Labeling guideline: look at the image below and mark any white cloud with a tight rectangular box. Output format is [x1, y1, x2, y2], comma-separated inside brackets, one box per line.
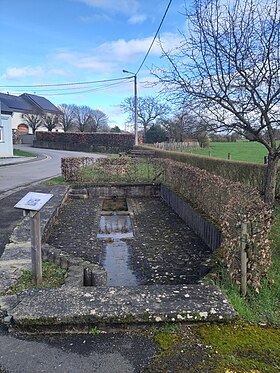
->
[1, 66, 69, 81]
[77, 0, 139, 15]
[52, 32, 183, 74]
[54, 51, 116, 73]
[2, 66, 44, 80]
[79, 14, 112, 23]
[96, 37, 155, 61]
[98, 32, 183, 61]
[128, 14, 147, 24]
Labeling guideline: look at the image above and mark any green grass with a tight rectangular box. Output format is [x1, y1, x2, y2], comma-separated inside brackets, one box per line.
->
[43, 176, 66, 185]
[13, 148, 36, 157]
[188, 141, 269, 163]
[4, 261, 67, 295]
[78, 160, 164, 183]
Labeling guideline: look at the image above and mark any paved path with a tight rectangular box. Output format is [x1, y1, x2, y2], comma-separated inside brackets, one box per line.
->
[0, 324, 158, 373]
[0, 145, 105, 199]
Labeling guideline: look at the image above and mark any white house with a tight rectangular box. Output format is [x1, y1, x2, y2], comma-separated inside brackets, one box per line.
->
[0, 92, 61, 135]
[0, 101, 13, 157]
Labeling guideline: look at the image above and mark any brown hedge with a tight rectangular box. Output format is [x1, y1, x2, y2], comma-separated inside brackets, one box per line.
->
[35, 131, 135, 147]
[161, 158, 273, 291]
[138, 145, 280, 196]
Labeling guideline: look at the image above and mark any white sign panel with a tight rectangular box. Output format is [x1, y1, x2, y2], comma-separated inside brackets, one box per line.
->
[14, 192, 53, 211]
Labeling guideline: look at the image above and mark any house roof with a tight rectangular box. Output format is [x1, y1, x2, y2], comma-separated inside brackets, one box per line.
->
[0, 92, 61, 115]
[0, 100, 13, 115]
[20, 93, 61, 113]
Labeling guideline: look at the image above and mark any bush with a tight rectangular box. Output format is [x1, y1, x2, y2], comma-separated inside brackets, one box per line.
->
[61, 157, 165, 183]
[139, 146, 271, 195]
[162, 159, 273, 291]
[34, 131, 135, 153]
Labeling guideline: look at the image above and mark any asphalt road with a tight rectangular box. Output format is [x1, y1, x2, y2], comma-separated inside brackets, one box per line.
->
[0, 145, 105, 199]
[0, 325, 158, 373]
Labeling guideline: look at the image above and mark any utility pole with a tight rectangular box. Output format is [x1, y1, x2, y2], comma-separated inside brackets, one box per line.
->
[122, 70, 138, 146]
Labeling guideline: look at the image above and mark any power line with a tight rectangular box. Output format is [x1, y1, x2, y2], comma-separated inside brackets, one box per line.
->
[135, 0, 173, 75]
[0, 76, 131, 89]
[35, 80, 130, 96]
[10, 80, 132, 97]
[0, 0, 173, 95]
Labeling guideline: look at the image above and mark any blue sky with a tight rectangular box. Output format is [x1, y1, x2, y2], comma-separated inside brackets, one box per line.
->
[0, 0, 189, 128]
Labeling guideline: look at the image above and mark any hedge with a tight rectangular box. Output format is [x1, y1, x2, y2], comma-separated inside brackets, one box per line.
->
[34, 131, 135, 153]
[162, 158, 273, 292]
[137, 145, 280, 196]
[61, 156, 273, 292]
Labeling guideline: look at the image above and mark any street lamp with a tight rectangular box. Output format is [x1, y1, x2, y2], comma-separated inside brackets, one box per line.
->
[122, 69, 138, 146]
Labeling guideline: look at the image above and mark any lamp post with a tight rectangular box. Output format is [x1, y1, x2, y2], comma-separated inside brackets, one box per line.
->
[122, 70, 138, 146]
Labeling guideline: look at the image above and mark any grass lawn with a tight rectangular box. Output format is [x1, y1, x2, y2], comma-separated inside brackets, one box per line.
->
[189, 141, 269, 163]
[13, 148, 36, 158]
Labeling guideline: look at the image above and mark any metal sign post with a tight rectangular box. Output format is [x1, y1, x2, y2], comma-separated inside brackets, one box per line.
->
[15, 192, 53, 285]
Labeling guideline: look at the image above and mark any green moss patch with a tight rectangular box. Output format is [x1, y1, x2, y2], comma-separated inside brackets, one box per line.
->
[199, 323, 280, 372]
[154, 332, 180, 352]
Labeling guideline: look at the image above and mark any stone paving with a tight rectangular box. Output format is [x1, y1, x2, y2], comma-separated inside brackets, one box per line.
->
[47, 197, 212, 286]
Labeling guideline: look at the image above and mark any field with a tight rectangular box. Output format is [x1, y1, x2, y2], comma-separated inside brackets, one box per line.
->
[189, 141, 269, 163]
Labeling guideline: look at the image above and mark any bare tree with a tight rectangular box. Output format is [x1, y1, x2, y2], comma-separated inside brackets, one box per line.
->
[121, 96, 170, 140]
[154, 0, 280, 205]
[21, 111, 43, 134]
[58, 104, 76, 132]
[88, 109, 109, 132]
[73, 105, 91, 132]
[42, 113, 60, 132]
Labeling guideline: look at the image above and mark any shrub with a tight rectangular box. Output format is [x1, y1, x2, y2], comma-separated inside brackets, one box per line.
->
[139, 146, 272, 195]
[61, 157, 165, 183]
[162, 159, 273, 291]
[34, 131, 135, 153]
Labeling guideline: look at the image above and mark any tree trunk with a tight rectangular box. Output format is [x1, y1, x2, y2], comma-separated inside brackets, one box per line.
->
[264, 153, 279, 205]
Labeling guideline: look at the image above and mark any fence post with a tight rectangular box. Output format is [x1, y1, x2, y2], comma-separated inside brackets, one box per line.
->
[241, 222, 248, 297]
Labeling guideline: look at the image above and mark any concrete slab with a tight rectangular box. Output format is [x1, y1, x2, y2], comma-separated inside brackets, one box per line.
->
[10, 283, 235, 332]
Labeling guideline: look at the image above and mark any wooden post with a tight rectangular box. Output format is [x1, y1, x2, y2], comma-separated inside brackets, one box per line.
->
[264, 156, 268, 164]
[241, 222, 248, 297]
[30, 211, 42, 285]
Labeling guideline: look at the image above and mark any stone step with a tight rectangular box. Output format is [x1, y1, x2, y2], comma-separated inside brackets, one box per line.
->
[7, 283, 236, 333]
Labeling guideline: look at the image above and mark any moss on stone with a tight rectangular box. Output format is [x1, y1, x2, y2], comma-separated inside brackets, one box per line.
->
[199, 322, 280, 372]
[154, 332, 180, 352]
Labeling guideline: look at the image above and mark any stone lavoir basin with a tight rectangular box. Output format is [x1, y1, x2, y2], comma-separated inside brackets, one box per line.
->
[47, 189, 213, 287]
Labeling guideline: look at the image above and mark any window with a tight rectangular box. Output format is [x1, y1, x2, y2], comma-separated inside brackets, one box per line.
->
[0, 125, 3, 142]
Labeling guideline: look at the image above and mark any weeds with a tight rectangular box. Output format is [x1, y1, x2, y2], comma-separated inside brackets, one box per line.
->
[4, 261, 66, 295]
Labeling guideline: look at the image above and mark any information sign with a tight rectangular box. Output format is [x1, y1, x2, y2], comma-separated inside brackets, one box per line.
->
[14, 192, 53, 211]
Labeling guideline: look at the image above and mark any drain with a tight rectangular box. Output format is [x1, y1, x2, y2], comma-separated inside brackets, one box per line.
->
[97, 215, 133, 238]
[98, 197, 133, 239]
[102, 196, 128, 211]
